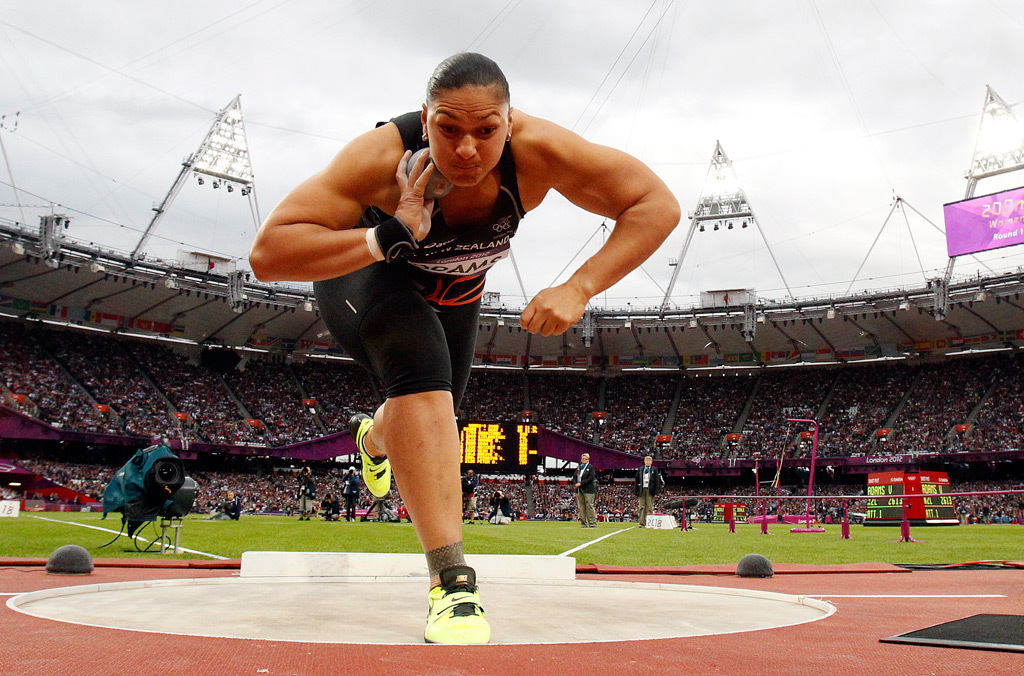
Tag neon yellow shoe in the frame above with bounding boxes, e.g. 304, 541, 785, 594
349, 413, 390, 498
424, 565, 490, 644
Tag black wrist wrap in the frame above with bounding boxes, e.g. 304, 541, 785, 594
374, 217, 418, 263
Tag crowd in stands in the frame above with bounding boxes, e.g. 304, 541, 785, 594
667, 375, 752, 460
5, 320, 1024, 462
187, 465, 393, 515
17, 457, 113, 502
0, 323, 113, 433
816, 362, 916, 456
39, 331, 179, 440
887, 357, 1001, 454
599, 374, 677, 453
527, 372, 598, 440
223, 358, 323, 445
459, 370, 524, 421
950, 353, 1024, 453
736, 368, 835, 458
7, 452, 1022, 526
124, 342, 263, 445
951, 480, 1024, 524
291, 360, 379, 432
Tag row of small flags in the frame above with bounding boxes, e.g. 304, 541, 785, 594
257, 333, 1024, 362
0, 295, 184, 336
5, 292, 1024, 359
475, 350, 824, 367
470, 331, 1024, 366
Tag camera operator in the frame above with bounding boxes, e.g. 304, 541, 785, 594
297, 466, 316, 521
205, 490, 241, 521
321, 492, 341, 521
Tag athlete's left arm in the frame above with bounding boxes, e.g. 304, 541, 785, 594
518, 115, 681, 336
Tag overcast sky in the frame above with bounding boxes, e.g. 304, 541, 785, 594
1, 1, 1023, 310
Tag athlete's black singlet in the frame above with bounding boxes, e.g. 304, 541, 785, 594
358, 111, 527, 306
314, 111, 526, 405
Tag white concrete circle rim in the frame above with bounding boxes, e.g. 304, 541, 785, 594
8, 577, 836, 646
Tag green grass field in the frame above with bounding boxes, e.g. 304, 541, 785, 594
3, 512, 1021, 566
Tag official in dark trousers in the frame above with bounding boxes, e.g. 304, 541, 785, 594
461, 469, 479, 524
574, 453, 597, 527
635, 455, 664, 527
342, 467, 360, 521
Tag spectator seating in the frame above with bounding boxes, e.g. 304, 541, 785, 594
4, 319, 1024, 460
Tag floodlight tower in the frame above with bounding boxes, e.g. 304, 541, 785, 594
661, 141, 793, 313
939, 86, 1024, 302
964, 86, 1024, 200
131, 95, 260, 261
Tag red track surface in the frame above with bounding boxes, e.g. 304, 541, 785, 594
2, 560, 1022, 676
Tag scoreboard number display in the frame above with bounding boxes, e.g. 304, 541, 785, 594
459, 422, 539, 471
865, 471, 959, 526
712, 502, 746, 523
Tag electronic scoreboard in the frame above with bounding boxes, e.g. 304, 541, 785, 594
459, 422, 540, 472
712, 502, 747, 523
865, 471, 959, 526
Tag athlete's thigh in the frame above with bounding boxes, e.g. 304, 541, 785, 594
435, 299, 481, 410
314, 264, 452, 398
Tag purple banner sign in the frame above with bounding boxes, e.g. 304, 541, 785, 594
944, 185, 1024, 257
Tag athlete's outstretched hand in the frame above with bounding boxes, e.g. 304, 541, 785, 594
521, 283, 588, 336
394, 149, 436, 241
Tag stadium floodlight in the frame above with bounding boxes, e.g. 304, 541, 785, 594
89, 262, 105, 273
965, 86, 1024, 193
132, 95, 260, 261
11, 241, 24, 255
691, 141, 751, 228
193, 95, 255, 189
662, 141, 794, 311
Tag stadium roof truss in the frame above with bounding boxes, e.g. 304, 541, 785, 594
4, 217, 1024, 369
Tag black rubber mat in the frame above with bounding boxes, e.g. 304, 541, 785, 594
881, 614, 1024, 653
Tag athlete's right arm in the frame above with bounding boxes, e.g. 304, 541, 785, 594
249, 125, 435, 283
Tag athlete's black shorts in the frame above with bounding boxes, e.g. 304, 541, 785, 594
314, 262, 480, 410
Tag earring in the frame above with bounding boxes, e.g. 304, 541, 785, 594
506, 132, 512, 142
422, 132, 428, 141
